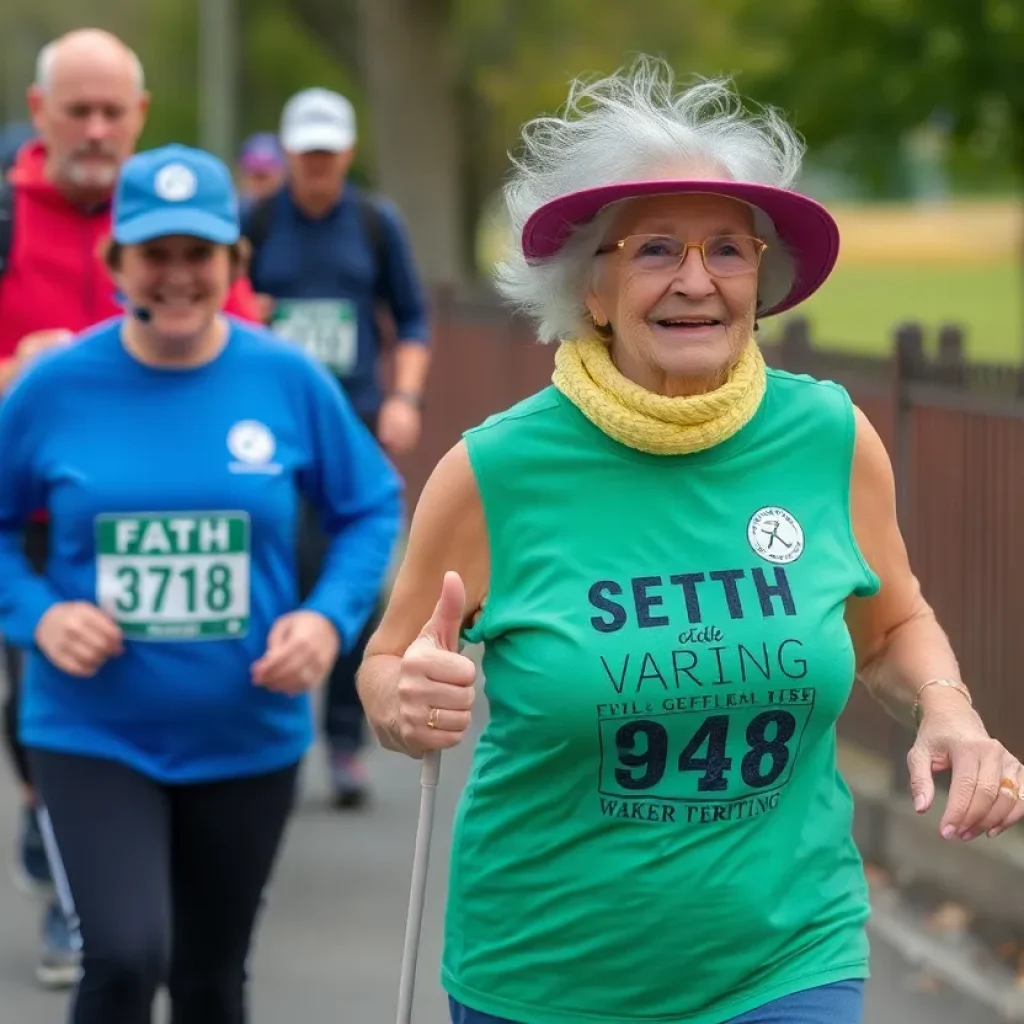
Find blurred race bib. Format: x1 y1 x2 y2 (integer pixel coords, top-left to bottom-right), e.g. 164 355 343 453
270 299 358 376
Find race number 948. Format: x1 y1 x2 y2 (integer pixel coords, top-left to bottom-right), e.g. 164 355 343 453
598 701 812 801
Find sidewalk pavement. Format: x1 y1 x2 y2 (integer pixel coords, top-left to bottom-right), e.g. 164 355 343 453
840 737 1024 1017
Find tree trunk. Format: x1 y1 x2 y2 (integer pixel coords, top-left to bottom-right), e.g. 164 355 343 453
356 0 467 290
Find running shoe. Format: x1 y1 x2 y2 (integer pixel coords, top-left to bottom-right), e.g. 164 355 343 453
36 899 82 989
330 749 369 809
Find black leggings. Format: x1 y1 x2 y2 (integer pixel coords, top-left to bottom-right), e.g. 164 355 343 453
29 750 299 1024
3 641 27 785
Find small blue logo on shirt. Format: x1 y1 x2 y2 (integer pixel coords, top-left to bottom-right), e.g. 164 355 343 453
227 420 281 475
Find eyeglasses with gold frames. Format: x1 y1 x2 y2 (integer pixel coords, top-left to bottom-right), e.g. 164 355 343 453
595 233 767 278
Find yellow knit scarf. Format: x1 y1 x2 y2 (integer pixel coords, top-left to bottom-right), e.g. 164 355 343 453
552 336 767 455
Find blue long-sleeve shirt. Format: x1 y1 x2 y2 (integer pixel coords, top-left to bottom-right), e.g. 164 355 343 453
245 184 430 417
0 317 403 782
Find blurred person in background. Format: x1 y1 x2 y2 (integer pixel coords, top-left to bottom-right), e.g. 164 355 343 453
358 58 1024 1024
236 131 286 215
0 142 401 1024
244 87 431 809
0 27 263 989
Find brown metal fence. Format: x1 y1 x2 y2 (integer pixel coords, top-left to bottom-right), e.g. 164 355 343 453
391 292 1024 775
764 319 1024 775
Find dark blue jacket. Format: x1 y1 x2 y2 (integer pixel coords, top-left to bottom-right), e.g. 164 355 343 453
244 185 430 417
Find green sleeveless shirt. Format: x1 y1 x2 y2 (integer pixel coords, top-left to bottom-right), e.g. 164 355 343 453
444 369 880 1024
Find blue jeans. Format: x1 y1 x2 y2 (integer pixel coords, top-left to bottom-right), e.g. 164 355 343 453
448 980 865 1024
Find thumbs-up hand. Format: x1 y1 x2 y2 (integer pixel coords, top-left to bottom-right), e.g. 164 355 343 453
395 571 478 755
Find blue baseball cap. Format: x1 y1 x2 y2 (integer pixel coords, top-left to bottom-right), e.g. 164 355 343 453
113 144 240 246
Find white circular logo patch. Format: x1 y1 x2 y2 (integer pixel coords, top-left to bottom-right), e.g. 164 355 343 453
154 163 197 202
747 506 804 565
227 421 276 465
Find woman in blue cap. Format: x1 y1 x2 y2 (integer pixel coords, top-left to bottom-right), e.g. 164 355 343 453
0 143 402 1023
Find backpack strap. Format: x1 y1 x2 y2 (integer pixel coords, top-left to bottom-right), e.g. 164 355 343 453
241 194 277 276
0 179 15 280
242 189 391 290
357 192 390 290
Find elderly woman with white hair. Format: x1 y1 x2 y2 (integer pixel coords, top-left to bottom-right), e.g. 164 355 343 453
358 58 1024 1024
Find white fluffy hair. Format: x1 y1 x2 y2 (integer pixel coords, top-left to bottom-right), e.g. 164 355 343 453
493 56 806 342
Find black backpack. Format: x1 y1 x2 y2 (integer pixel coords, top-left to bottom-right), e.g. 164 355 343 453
0 178 13 279
243 189 390 290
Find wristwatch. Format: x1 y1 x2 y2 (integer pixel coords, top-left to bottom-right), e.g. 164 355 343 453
391 390 423 410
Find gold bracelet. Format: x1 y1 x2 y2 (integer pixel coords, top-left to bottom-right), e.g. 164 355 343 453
913 677 972 722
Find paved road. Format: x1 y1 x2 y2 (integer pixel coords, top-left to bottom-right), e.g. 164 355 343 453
0 705 1004 1023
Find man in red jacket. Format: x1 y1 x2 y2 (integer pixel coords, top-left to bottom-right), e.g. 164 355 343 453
0 27 262 990
0 33 261 389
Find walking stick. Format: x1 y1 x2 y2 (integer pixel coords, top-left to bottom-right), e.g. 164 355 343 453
396 749 442 1024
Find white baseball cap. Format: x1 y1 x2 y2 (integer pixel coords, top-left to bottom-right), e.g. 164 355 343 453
280 88 356 154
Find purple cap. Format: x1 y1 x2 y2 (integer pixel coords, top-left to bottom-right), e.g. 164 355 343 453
522 178 841 318
238 133 284 173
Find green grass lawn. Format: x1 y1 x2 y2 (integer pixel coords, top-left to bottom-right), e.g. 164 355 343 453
766 262 1024 364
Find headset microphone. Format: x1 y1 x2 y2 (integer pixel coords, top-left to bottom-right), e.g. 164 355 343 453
133 306 152 323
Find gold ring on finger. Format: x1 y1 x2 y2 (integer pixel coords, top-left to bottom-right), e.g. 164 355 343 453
999 776 1020 799
426 707 440 729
